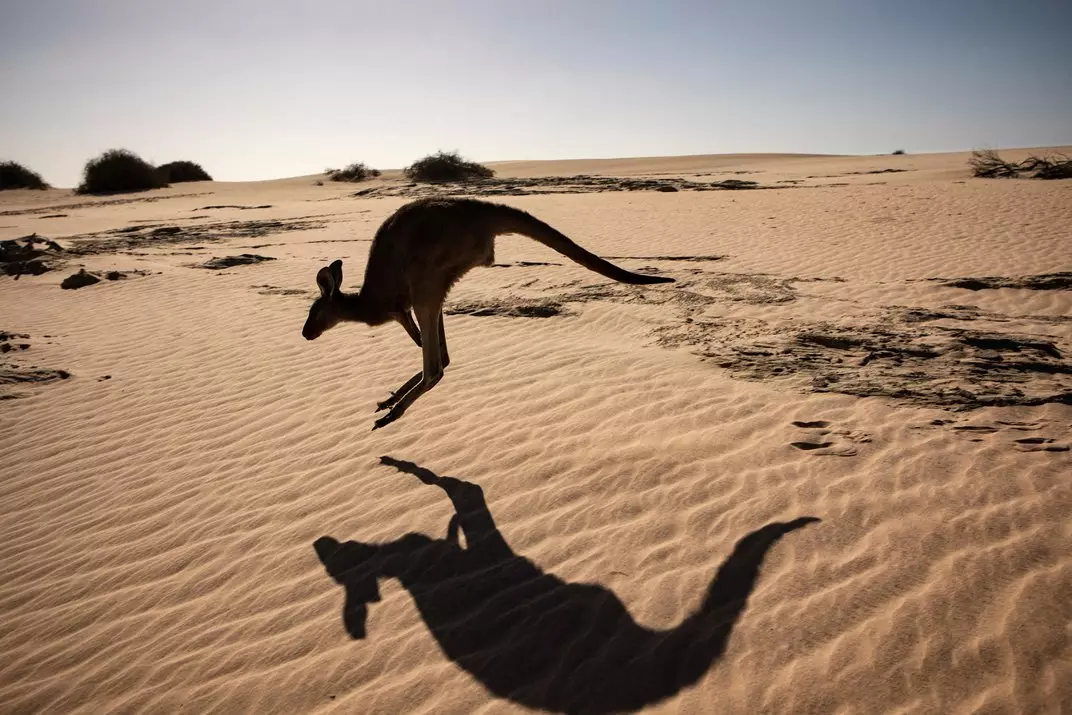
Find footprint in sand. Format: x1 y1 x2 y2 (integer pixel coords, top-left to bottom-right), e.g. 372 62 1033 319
789 420 870 456
937 419 1068 451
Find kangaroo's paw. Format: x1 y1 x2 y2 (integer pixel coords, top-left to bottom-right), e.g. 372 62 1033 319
375 394 399 412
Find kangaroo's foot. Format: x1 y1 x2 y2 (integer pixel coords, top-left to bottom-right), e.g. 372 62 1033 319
373 401 406 430
373 305 446 430
376 372 424 412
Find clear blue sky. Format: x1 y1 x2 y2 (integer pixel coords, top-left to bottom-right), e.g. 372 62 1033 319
3 0 1070 187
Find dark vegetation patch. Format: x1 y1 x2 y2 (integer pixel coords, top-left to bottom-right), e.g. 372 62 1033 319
1 234 65 278
491 261 562 268
353 175 771 199
65 218 325 255
445 299 567 318
198 204 272 210
327 163 381 182
198 254 276 270
846 168 909 175
60 269 101 289
0 192 213 217
937 273 1072 291
0 161 49 190
404 151 494 182
0 332 71 399
696 319 1071 410
603 255 727 262
158 160 212 183
0 368 70 384
503 261 1072 411
76 149 168 194
252 284 309 296
970 149 1072 179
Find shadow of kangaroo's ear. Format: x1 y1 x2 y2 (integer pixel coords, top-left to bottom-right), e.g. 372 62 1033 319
330 259 343 286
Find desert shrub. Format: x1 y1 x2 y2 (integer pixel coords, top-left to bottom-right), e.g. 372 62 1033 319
891 149 906 155
77 149 168 194
328 162 381 182
0 161 49 190
1023 155 1072 179
969 149 1072 179
403 151 494 182
158 160 212 182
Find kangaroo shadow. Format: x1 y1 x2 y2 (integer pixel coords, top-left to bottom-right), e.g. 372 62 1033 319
314 457 819 714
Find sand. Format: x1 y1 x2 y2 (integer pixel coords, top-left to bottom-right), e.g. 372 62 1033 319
1 149 1070 714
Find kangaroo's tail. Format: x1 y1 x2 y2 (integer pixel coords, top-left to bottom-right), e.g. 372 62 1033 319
489 204 675 285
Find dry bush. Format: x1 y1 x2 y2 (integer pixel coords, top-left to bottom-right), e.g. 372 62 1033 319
0 161 49 190
77 149 168 194
158 160 213 182
970 149 1072 179
404 151 494 182
328 162 381 182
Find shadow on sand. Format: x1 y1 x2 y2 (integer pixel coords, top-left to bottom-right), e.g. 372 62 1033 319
314 456 819 714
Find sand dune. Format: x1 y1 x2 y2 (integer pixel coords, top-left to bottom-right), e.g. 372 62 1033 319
1 150 1069 714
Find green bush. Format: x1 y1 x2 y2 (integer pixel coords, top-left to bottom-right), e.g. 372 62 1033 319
403 151 494 182
76 149 168 194
328 162 381 182
158 160 212 182
0 161 49 190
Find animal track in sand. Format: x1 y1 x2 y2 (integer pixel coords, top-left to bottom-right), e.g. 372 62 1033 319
789 420 871 456
921 418 1070 451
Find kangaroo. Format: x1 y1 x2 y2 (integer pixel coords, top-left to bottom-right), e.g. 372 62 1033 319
303 197 675 430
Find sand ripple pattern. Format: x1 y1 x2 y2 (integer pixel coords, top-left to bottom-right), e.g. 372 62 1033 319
1 157 1070 714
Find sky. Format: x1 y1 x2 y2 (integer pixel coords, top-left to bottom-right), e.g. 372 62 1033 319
2 0 1070 187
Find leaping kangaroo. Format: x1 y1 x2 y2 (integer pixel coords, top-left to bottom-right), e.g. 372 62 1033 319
303 197 675 429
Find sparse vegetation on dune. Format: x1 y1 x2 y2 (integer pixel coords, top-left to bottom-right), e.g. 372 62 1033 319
404 151 494 182
0 161 49 190
327 162 381 182
969 149 1072 179
891 149 906 155
77 149 168 194
158 160 212 183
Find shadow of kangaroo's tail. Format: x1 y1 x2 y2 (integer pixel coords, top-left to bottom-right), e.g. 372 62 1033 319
490 204 675 285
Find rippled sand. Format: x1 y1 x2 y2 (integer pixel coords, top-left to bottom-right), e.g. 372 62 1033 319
2 149 1069 714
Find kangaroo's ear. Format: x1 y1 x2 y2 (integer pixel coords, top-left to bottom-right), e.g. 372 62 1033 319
330 259 343 287
316 265 336 298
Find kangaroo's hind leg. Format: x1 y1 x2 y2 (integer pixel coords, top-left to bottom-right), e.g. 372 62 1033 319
376 312 449 413
373 303 446 430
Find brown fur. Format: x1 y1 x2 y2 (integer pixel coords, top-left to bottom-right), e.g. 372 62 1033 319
303 197 675 429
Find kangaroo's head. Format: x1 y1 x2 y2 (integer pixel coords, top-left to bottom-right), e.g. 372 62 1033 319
303 259 346 340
